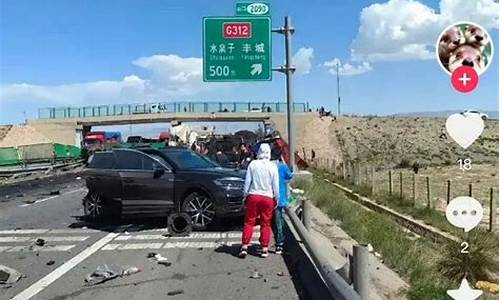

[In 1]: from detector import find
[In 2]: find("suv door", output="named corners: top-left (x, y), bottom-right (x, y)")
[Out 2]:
top-left (113, 149), bottom-right (174, 217)
top-left (86, 152), bottom-right (121, 200)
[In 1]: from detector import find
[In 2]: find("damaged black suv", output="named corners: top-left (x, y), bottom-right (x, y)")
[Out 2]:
top-left (82, 147), bottom-right (245, 229)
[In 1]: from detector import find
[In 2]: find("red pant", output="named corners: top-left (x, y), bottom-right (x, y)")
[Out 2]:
top-left (242, 194), bottom-right (275, 248)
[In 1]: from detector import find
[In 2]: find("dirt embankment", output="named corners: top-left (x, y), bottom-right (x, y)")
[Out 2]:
top-left (303, 116), bottom-right (498, 168)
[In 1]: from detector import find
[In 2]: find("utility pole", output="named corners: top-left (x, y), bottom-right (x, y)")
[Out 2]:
top-left (272, 16), bottom-right (296, 170)
top-left (336, 62), bottom-right (341, 116)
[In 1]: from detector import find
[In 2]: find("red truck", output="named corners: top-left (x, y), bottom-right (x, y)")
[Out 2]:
top-left (83, 131), bottom-right (122, 151)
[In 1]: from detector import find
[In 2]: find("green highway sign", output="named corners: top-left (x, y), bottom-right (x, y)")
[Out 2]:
top-left (203, 16), bottom-right (271, 82)
top-left (235, 2), bottom-right (270, 16)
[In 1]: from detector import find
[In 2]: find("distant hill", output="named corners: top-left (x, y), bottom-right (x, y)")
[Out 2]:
top-left (389, 110), bottom-right (499, 119)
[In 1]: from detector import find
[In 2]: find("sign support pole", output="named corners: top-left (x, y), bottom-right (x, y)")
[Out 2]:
top-left (272, 16), bottom-right (296, 170)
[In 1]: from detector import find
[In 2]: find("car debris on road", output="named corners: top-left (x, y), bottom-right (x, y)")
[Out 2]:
top-left (0, 265), bottom-right (22, 285)
top-left (167, 289), bottom-right (184, 296)
top-left (84, 265), bottom-right (141, 286)
top-left (35, 238), bottom-right (46, 246)
top-left (147, 252), bottom-right (171, 266)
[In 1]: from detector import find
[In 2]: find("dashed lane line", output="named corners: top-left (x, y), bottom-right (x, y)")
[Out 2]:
top-left (0, 236), bottom-right (90, 243)
top-left (18, 188), bottom-right (86, 207)
top-left (11, 232), bottom-right (119, 300)
top-left (4, 245), bottom-right (76, 253)
top-left (0, 228), bottom-right (99, 235)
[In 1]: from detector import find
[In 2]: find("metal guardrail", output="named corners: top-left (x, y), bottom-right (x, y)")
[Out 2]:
top-left (38, 101), bottom-right (311, 119)
top-left (286, 205), bottom-right (362, 300)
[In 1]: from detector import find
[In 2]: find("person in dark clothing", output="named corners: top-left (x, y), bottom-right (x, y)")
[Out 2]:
top-left (311, 149), bottom-right (316, 162)
top-left (215, 147), bottom-right (229, 166)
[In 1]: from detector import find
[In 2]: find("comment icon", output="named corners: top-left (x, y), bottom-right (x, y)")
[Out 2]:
top-left (445, 196), bottom-right (483, 232)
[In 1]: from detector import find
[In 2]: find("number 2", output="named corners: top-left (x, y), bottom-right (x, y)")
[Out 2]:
top-left (461, 242), bottom-right (469, 254)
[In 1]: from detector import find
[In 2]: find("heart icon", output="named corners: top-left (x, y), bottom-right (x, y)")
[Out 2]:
top-left (445, 113), bottom-right (484, 149)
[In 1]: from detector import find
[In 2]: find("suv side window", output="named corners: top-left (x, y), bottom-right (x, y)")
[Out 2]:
top-left (114, 150), bottom-right (144, 170)
top-left (88, 152), bottom-right (115, 169)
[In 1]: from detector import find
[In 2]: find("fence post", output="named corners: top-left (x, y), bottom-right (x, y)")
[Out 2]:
top-left (353, 245), bottom-right (369, 299)
top-left (426, 176), bottom-right (431, 208)
top-left (489, 188), bottom-right (494, 232)
top-left (468, 184), bottom-right (473, 197)
top-left (342, 161), bottom-right (346, 180)
top-left (388, 170), bottom-right (393, 195)
top-left (326, 158), bottom-right (330, 172)
top-left (371, 167), bottom-right (375, 194)
top-left (399, 172), bottom-right (403, 202)
top-left (447, 180), bottom-right (451, 204)
top-left (412, 173), bottom-right (416, 206)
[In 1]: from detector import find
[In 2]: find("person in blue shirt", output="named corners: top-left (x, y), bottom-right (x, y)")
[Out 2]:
top-left (271, 147), bottom-right (293, 255)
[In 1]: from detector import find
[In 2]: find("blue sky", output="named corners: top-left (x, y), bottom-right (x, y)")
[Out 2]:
top-left (1, 0), bottom-right (498, 125)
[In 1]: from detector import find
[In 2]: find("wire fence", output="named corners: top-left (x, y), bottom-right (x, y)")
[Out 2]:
top-left (311, 158), bottom-right (497, 232)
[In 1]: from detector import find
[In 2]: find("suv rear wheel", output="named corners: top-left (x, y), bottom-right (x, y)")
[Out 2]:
top-left (182, 192), bottom-right (216, 230)
top-left (83, 192), bottom-right (106, 219)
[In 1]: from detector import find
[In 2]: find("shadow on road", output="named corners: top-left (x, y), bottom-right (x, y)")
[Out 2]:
top-left (68, 216), bottom-right (244, 233)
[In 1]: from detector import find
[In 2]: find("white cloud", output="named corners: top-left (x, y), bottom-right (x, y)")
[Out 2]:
top-left (324, 58), bottom-right (373, 76)
top-left (292, 47), bottom-right (314, 75)
top-left (0, 54), bottom-right (225, 106)
top-left (351, 0), bottom-right (499, 62)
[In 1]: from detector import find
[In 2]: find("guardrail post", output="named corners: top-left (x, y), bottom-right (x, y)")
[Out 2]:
top-left (353, 245), bottom-right (369, 299)
top-left (302, 199), bottom-right (312, 231)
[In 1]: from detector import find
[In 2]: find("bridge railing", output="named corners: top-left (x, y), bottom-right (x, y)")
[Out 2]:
top-left (38, 101), bottom-right (311, 119)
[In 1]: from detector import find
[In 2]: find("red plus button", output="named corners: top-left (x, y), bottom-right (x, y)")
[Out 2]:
top-left (451, 66), bottom-right (479, 93)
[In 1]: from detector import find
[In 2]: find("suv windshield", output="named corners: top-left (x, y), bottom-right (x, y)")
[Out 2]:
top-left (163, 150), bottom-right (218, 170)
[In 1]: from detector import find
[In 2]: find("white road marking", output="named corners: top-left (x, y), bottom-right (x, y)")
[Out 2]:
top-left (0, 229), bottom-right (49, 235)
top-left (18, 188), bottom-right (86, 207)
top-left (0, 236), bottom-right (89, 243)
top-left (11, 232), bottom-right (118, 300)
top-left (0, 228), bottom-right (97, 235)
top-left (5, 245), bottom-right (76, 252)
top-left (48, 228), bottom-right (98, 234)
top-left (114, 234), bottom-right (165, 241)
top-left (0, 236), bottom-right (31, 242)
top-left (120, 243), bottom-right (163, 250)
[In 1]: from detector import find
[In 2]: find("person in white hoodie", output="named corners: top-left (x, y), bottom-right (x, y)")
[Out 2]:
top-left (239, 143), bottom-right (279, 258)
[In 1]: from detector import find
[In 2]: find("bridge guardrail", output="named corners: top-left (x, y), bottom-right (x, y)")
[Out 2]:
top-left (38, 101), bottom-right (310, 119)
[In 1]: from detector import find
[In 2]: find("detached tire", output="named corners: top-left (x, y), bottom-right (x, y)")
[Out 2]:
top-left (181, 191), bottom-right (216, 230)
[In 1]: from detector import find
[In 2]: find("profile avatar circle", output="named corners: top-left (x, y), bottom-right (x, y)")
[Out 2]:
top-left (436, 22), bottom-right (494, 92)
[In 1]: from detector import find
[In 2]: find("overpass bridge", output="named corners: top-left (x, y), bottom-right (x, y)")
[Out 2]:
top-left (28, 102), bottom-right (316, 146)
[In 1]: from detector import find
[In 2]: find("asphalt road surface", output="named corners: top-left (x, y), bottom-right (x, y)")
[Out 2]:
top-left (0, 176), bottom-right (303, 300)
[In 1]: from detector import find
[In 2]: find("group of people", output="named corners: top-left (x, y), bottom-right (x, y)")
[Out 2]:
top-left (239, 143), bottom-right (293, 258)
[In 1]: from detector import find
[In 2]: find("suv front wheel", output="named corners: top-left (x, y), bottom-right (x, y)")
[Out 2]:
top-left (182, 192), bottom-right (216, 230)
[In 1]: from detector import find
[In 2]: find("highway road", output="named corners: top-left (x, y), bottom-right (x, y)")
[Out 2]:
top-left (0, 175), bottom-right (303, 300)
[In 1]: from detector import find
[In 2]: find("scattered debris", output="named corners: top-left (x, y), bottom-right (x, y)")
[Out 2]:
top-left (264, 278), bottom-right (268, 283)
top-left (23, 199), bottom-right (36, 204)
top-left (85, 265), bottom-right (121, 286)
top-left (49, 190), bottom-right (60, 196)
top-left (276, 272), bottom-right (284, 277)
top-left (122, 266), bottom-right (141, 276)
top-left (84, 265), bottom-right (141, 286)
top-left (16, 194), bottom-right (25, 197)
top-left (76, 177), bottom-right (82, 180)
top-left (35, 238), bottom-right (46, 247)
top-left (367, 244), bottom-right (374, 253)
top-left (249, 271), bottom-right (262, 279)
top-left (197, 247), bottom-right (203, 251)
top-left (46, 260), bottom-right (55, 266)
top-left (167, 289), bottom-right (184, 296)
top-left (147, 253), bottom-right (170, 266)
top-left (0, 265), bottom-right (22, 285)
top-left (271, 286), bottom-right (279, 290)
